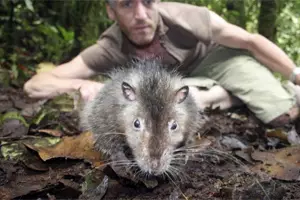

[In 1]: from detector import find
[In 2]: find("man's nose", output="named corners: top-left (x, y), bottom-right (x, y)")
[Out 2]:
top-left (134, 2), bottom-right (147, 20)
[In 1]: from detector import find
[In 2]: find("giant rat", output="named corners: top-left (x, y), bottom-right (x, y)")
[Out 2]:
top-left (79, 59), bottom-right (206, 187)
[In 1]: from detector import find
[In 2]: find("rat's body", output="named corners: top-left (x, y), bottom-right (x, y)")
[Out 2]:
top-left (80, 59), bottom-right (205, 179)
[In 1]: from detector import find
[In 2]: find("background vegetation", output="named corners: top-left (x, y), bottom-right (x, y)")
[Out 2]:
top-left (0, 0), bottom-right (299, 86)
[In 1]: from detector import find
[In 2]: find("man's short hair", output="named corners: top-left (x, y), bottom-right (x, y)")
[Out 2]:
top-left (105, 0), bottom-right (114, 7)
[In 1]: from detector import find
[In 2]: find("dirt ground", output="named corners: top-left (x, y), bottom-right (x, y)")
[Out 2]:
top-left (1, 86), bottom-right (300, 200)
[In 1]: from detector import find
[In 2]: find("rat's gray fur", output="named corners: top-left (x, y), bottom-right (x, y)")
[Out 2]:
top-left (80, 59), bottom-right (205, 176)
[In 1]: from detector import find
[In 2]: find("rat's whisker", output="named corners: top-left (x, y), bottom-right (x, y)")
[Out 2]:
top-left (173, 148), bottom-right (249, 172)
top-left (104, 132), bottom-right (127, 136)
top-left (165, 171), bottom-right (188, 200)
top-left (167, 167), bottom-right (180, 182)
top-left (169, 165), bottom-right (189, 183)
top-left (173, 144), bottom-right (209, 152)
top-left (98, 159), bottom-right (137, 168)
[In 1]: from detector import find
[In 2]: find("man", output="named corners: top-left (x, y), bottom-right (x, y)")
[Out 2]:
top-left (24, 0), bottom-right (300, 128)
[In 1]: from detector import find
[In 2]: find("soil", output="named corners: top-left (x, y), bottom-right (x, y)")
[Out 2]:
top-left (1, 86), bottom-right (300, 200)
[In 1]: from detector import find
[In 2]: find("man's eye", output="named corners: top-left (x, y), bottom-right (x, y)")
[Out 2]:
top-left (143, 0), bottom-right (154, 6)
top-left (121, 0), bottom-right (132, 8)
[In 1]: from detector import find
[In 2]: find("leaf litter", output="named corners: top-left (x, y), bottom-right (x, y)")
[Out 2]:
top-left (24, 131), bottom-right (104, 168)
top-left (1, 86), bottom-right (300, 199)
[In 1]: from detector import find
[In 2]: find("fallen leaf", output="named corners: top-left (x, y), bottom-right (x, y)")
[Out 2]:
top-left (1, 111), bottom-right (29, 127)
top-left (234, 148), bottom-right (255, 164)
top-left (35, 129), bottom-right (63, 137)
top-left (229, 113), bottom-right (248, 121)
top-left (220, 136), bottom-right (247, 149)
top-left (0, 160), bottom-right (17, 186)
top-left (27, 137), bottom-right (61, 148)
top-left (287, 126), bottom-right (300, 145)
top-left (29, 106), bottom-right (50, 125)
top-left (24, 131), bottom-right (104, 167)
top-left (21, 99), bottom-right (47, 118)
top-left (251, 145), bottom-right (300, 181)
top-left (80, 170), bottom-right (109, 200)
top-left (265, 128), bottom-right (288, 142)
top-left (36, 62), bottom-right (56, 74)
top-left (1, 136), bottom-right (61, 162)
top-left (194, 136), bottom-right (213, 149)
top-left (0, 118), bottom-right (29, 138)
top-left (0, 111), bottom-right (29, 138)
top-left (22, 154), bottom-right (49, 172)
top-left (0, 99), bottom-right (13, 113)
top-left (238, 181), bottom-right (286, 200)
top-left (1, 141), bottom-right (25, 161)
top-left (1, 139), bottom-right (53, 172)
top-left (51, 94), bottom-right (76, 112)
top-left (1, 163), bottom-right (85, 200)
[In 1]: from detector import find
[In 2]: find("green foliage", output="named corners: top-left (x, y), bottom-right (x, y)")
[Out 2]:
top-left (34, 23), bottom-right (74, 62)
top-left (80, 2), bottom-right (113, 48)
top-left (0, 0), bottom-right (75, 85)
top-left (276, 1), bottom-right (300, 66)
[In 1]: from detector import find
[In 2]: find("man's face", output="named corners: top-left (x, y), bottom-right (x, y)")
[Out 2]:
top-left (107, 0), bottom-right (160, 46)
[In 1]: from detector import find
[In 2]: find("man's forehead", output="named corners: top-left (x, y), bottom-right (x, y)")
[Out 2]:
top-left (110, 0), bottom-right (157, 3)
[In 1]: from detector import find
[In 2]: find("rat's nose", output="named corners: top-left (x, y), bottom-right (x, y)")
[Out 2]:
top-left (150, 159), bottom-right (161, 175)
top-left (151, 160), bottom-right (159, 168)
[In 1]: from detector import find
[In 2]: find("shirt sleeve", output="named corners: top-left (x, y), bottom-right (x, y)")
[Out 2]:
top-left (159, 2), bottom-right (213, 44)
top-left (79, 38), bottom-right (117, 75)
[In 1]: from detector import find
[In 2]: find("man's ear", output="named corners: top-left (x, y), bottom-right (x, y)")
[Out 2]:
top-left (106, 3), bottom-right (116, 21)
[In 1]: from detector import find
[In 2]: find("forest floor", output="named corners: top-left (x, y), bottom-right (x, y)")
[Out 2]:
top-left (1, 86), bottom-right (300, 200)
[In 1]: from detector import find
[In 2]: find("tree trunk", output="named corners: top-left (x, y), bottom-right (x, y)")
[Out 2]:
top-left (226, 0), bottom-right (246, 29)
top-left (6, 0), bottom-right (15, 54)
top-left (258, 0), bottom-right (277, 41)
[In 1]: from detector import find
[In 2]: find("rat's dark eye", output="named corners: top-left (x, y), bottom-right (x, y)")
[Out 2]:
top-left (169, 120), bottom-right (178, 131)
top-left (133, 119), bottom-right (141, 129)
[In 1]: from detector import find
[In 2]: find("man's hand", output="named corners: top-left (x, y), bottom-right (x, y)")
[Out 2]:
top-left (78, 80), bottom-right (104, 102)
top-left (24, 55), bottom-right (100, 100)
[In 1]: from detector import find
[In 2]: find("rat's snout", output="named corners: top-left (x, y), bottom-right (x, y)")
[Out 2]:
top-left (151, 159), bottom-right (159, 168)
top-left (150, 159), bottom-right (160, 170)
top-left (149, 158), bottom-right (164, 176)
top-left (145, 136), bottom-right (171, 175)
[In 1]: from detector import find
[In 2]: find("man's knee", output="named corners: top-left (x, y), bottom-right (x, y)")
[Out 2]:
top-left (267, 105), bottom-right (300, 127)
top-left (189, 85), bottom-right (243, 111)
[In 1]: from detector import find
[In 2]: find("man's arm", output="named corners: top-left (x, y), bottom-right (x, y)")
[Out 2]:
top-left (23, 55), bottom-right (103, 100)
top-left (209, 11), bottom-right (299, 84)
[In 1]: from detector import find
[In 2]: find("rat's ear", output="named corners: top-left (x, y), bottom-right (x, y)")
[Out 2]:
top-left (122, 82), bottom-right (136, 101)
top-left (175, 86), bottom-right (189, 104)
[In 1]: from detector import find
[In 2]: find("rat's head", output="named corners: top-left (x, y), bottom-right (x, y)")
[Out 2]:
top-left (119, 68), bottom-right (197, 176)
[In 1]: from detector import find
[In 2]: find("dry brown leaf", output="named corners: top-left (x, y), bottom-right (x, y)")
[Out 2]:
top-left (37, 129), bottom-right (63, 137)
top-left (251, 145), bottom-right (300, 181)
top-left (24, 131), bottom-right (104, 167)
top-left (230, 113), bottom-right (248, 121)
top-left (194, 137), bottom-right (212, 150)
top-left (265, 129), bottom-right (288, 142)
